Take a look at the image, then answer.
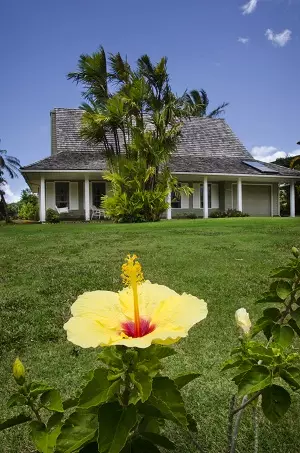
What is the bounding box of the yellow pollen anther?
[121,254,144,337]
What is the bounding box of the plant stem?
[227,396,236,453]
[187,431,205,453]
[232,391,261,416]
[252,406,259,453]
[230,396,247,453]
[28,401,42,422]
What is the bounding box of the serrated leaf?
[129,370,152,403]
[56,409,98,453]
[279,369,300,390]
[263,307,281,321]
[0,413,31,431]
[270,267,295,279]
[98,347,123,370]
[238,365,271,396]
[261,385,291,423]
[138,345,176,361]
[7,393,27,408]
[41,390,63,413]
[79,368,120,409]
[272,325,294,348]
[174,373,200,389]
[97,402,137,453]
[30,382,54,397]
[276,281,292,300]
[147,377,187,426]
[247,345,274,363]
[30,420,61,453]
[142,432,175,450]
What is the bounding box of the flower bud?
[235,308,251,335]
[292,247,299,258]
[13,358,25,385]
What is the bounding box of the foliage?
[0,346,200,453]
[183,89,229,118]
[210,209,249,218]
[68,47,189,222]
[224,247,300,452]
[0,143,20,222]
[7,202,19,219]
[46,208,60,224]
[18,189,39,221]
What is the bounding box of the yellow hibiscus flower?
[64,255,207,349]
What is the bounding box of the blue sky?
[1,0,299,201]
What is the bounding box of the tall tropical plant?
[184,89,228,118]
[290,155,300,170]
[0,144,20,222]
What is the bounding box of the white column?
[290,181,295,218]
[237,177,243,212]
[166,191,172,220]
[39,176,46,222]
[203,176,209,219]
[84,175,90,221]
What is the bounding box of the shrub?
[210,209,249,218]
[46,208,60,223]
[18,202,39,221]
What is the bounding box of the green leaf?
[261,385,291,423]
[124,437,161,453]
[263,307,281,321]
[187,413,198,432]
[173,373,200,389]
[97,402,137,453]
[56,409,98,453]
[7,393,27,408]
[147,377,187,426]
[79,368,120,409]
[238,365,272,397]
[30,382,53,397]
[30,420,61,453]
[288,318,300,336]
[276,281,292,300]
[138,416,161,434]
[251,317,274,337]
[222,358,242,371]
[142,432,175,450]
[47,412,64,431]
[256,293,283,304]
[62,397,78,410]
[247,344,274,363]
[291,307,300,325]
[138,344,176,361]
[272,325,294,348]
[270,267,295,279]
[41,390,64,413]
[279,369,300,390]
[0,413,31,431]
[98,347,123,370]
[129,370,152,403]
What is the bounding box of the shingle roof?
[21,108,300,178]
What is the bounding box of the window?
[200,184,212,209]
[55,182,69,208]
[92,182,106,208]
[171,191,181,208]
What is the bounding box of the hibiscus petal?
[71,291,122,329]
[119,281,179,320]
[63,317,119,348]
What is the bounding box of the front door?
[92,182,106,208]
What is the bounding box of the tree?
[184,89,228,118]
[68,47,190,222]
[0,144,20,222]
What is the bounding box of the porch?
[25,172,297,221]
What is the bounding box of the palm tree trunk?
[0,192,9,223]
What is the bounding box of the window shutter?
[181,183,189,209]
[211,184,219,208]
[193,183,200,209]
[69,182,79,210]
[46,182,55,209]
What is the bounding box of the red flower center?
[122,318,156,338]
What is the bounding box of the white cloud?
[238,37,250,44]
[2,184,21,203]
[241,0,258,15]
[265,29,292,47]
[251,146,300,163]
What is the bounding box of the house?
[21,108,300,221]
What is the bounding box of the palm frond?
[207,102,229,118]
[290,155,300,169]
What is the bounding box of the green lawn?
[1,218,300,453]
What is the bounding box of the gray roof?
[21,108,300,177]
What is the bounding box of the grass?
[1,217,300,453]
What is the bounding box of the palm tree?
[184,89,229,118]
[0,145,20,222]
